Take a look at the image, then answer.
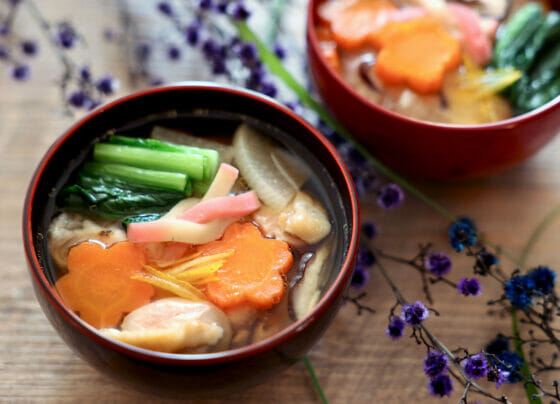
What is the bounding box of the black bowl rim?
[22,82,360,366]
[306,0,560,131]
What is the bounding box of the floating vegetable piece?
[233,124,308,210]
[448,3,492,66]
[151,126,235,166]
[101,297,232,353]
[55,241,154,329]
[493,3,544,69]
[292,243,329,319]
[179,191,260,223]
[202,163,239,200]
[127,217,238,244]
[108,135,219,182]
[328,0,397,50]
[135,265,207,301]
[94,143,206,182]
[277,192,332,245]
[198,222,293,310]
[373,17,461,94]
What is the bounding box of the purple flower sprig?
[2,0,120,113]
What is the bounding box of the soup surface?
[47,115,344,354]
[315,0,559,124]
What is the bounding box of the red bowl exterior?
[307,0,560,180]
[22,83,360,398]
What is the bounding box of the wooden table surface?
[1,1,559,403]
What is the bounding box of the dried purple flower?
[462,353,488,379]
[238,42,257,64]
[202,39,218,58]
[401,301,429,327]
[216,2,228,13]
[79,66,91,82]
[487,366,509,388]
[68,90,87,108]
[0,24,9,36]
[529,266,556,295]
[0,44,9,59]
[274,44,286,59]
[231,3,251,20]
[351,266,370,289]
[377,183,404,209]
[424,252,451,277]
[184,24,200,46]
[211,58,227,75]
[361,221,377,240]
[20,40,38,56]
[385,316,405,340]
[157,1,174,16]
[448,217,477,252]
[11,64,30,81]
[423,350,448,377]
[357,248,375,268]
[428,374,453,397]
[260,82,277,98]
[198,0,213,9]
[136,43,151,61]
[457,277,482,296]
[55,23,78,48]
[167,45,181,60]
[504,274,535,309]
[95,74,120,95]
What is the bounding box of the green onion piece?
[109,135,219,181]
[83,161,189,193]
[93,143,205,181]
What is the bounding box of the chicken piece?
[277,192,331,245]
[252,205,306,248]
[101,298,232,353]
[48,212,127,271]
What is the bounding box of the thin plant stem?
[519,202,560,268]
[512,310,543,404]
[303,355,328,404]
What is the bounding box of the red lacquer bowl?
[307,0,560,180]
[22,83,359,398]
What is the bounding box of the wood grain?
[1,1,559,402]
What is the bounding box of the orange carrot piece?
[55,241,154,328]
[196,222,293,310]
[328,0,397,50]
[373,17,461,94]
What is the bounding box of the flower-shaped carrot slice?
[328,0,397,50]
[55,241,154,328]
[197,222,293,310]
[373,17,461,94]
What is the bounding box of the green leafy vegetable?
[108,135,220,181]
[58,174,184,220]
[493,3,560,114]
[83,162,190,193]
[94,143,206,181]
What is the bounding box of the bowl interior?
[24,84,359,361]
